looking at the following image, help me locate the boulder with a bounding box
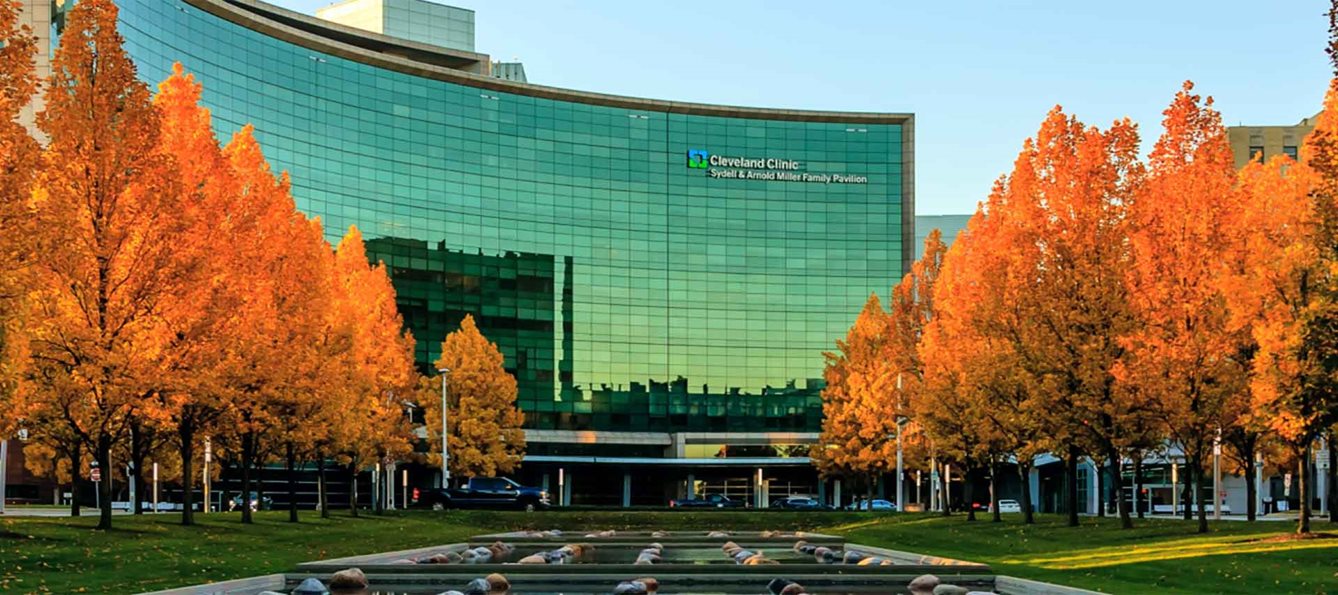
[651,530,669,538]
[517,554,548,564]
[791,540,809,552]
[931,586,970,595]
[292,578,330,595]
[842,551,865,564]
[778,585,807,595]
[908,574,941,595]
[706,531,731,538]
[635,577,660,592]
[420,552,461,565]
[436,592,465,595]
[613,581,649,595]
[463,578,491,595]
[484,573,509,591]
[327,568,368,591]
[743,555,779,565]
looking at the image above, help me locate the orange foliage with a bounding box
[425,314,525,479]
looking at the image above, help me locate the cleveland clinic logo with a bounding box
[687,149,709,169]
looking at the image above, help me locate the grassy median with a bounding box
[1,510,1334,594]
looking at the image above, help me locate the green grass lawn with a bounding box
[1,510,1334,594]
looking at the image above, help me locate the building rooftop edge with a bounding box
[198,0,912,125]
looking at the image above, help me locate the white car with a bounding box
[994,499,1022,513]
[848,499,897,511]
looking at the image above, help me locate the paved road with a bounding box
[1,507,140,517]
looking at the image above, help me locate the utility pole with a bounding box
[438,368,450,489]
[0,439,8,515]
[1213,428,1223,521]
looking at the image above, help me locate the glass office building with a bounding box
[51,0,914,504]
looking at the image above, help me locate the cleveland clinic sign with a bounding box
[686,149,869,185]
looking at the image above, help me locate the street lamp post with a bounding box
[895,373,905,512]
[203,437,212,514]
[438,367,450,489]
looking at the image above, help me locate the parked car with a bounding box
[415,477,550,512]
[771,496,825,510]
[669,493,745,508]
[848,498,897,511]
[227,491,272,512]
[991,499,1022,513]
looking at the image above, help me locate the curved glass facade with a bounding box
[111,0,911,433]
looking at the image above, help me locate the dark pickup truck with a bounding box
[416,477,551,511]
[669,493,746,508]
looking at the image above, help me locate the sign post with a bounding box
[91,464,102,510]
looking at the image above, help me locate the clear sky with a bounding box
[273,0,1331,215]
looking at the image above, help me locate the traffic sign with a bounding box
[90,467,101,482]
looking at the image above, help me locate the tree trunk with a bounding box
[989,459,1001,522]
[1244,453,1257,522]
[286,442,299,523]
[131,423,146,515]
[1134,455,1144,520]
[964,464,977,521]
[1017,461,1034,524]
[317,454,329,519]
[349,462,360,518]
[240,432,255,525]
[178,420,195,526]
[1110,446,1131,529]
[70,442,82,518]
[96,434,113,530]
[1095,456,1106,518]
[1298,446,1311,535]
[1065,447,1079,527]
[1194,456,1208,534]
[1182,466,1193,521]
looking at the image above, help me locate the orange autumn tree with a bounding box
[1228,78,1338,535]
[926,205,1049,524]
[881,231,946,504]
[919,216,1010,522]
[971,108,1148,528]
[427,314,525,481]
[22,0,185,530]
[812,294,894,494]
[0,0,38,422]
[219,125,332,525]
[328,226,416,516]
[1117,82,1247,534]
[148,63,246,526]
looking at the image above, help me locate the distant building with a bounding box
[490,61,527,83]
[915,214,971,259]
[1227,113,1319,169]
[317,0,476,52]
[315,0,529,82]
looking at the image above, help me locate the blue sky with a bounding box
[274,0,1331,215]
